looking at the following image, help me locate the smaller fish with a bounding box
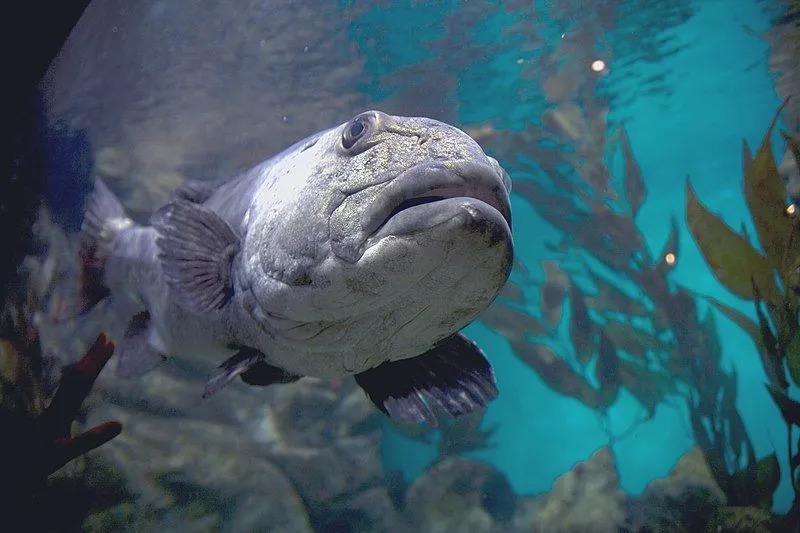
[77,110,514,425]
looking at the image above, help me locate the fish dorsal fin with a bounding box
[354,333,498,426]
[203,347,300,398]
[116,310,167,377]
[152,199,240,313]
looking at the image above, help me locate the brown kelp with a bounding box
[686,100,800,522]
[471,86,785,517]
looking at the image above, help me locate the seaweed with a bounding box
[686,99,800,522]
[469,69,781,517]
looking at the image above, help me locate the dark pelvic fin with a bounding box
[116,310,167,378]
[75,179,132,316]
[240,362,301,386]
[203,348,264,399]
[202,347,299,398]
[354,333,499,426]
[152,199,240,314]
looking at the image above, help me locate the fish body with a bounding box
[81,111,513,424]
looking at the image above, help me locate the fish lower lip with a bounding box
[361,161,512,238]
[371,189,511,238]
[365,197,509,247]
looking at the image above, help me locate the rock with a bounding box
[84,502,222,533]
[705,506,774,533]
[83,375,383,528]
[333,387,384,436]
[258,379,386,510]
[530,447,625,533]
[313,486,412,533]
[82,410,313,532]
[509,497,540,531]
[272,434,382,509]
[622,445,725,532]
[405,456,517,533]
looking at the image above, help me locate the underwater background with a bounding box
[2,0,800,531]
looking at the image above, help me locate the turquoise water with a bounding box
[373,0,793,513]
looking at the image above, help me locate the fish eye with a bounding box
[342,118,368,150]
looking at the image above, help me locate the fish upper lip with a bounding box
[360,160,512,239]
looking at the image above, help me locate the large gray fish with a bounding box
[78,110,513,425]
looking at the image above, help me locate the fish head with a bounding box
[239,111,513,369]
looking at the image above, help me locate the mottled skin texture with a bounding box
[105,111,513,379]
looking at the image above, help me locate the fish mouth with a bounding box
[360,160,512,246]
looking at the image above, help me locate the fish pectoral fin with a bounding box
[152,198,240,314]
[202,348,300,398]
[116,311,167,377]
[354,333,499,426]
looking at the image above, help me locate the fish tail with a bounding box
[75,179,134,315]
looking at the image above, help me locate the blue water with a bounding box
[374,0,793,512]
